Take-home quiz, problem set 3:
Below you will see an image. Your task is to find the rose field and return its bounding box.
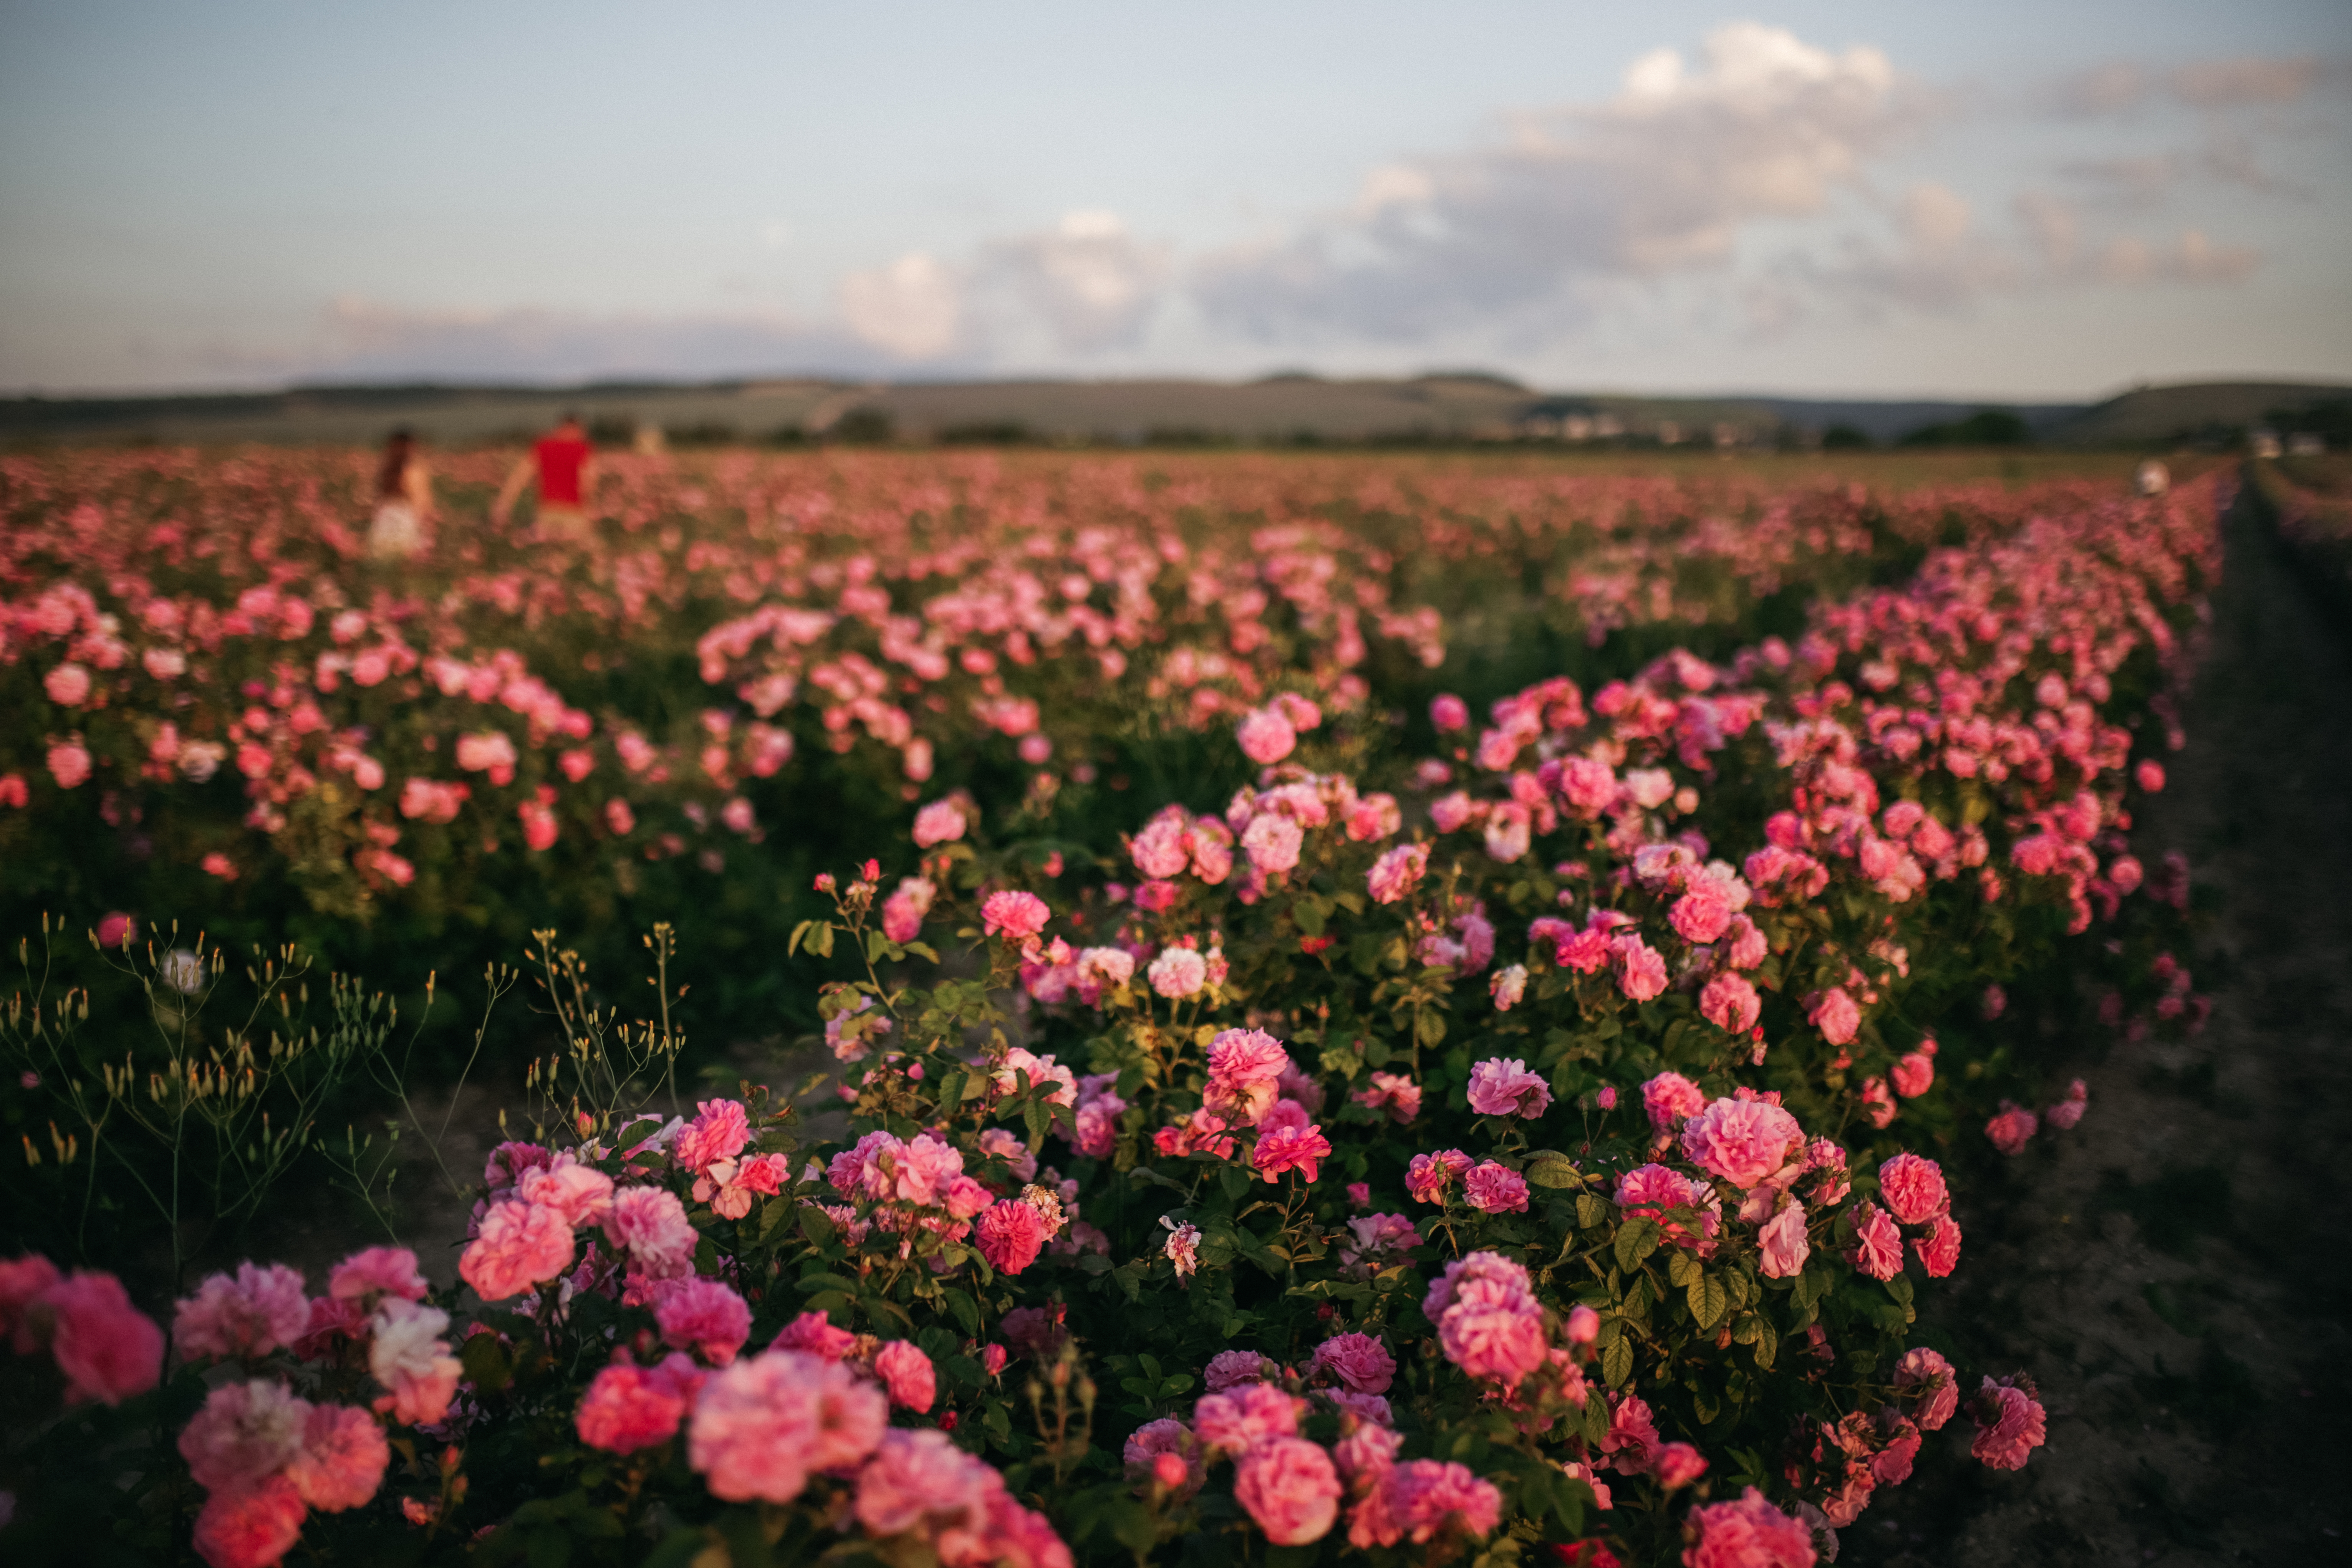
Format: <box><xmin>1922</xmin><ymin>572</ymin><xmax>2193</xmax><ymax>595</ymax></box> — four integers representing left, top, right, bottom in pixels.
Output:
<box><xmin>3</xmin><ymin>443</ymin><xmax>2336</xmax><ymax>1568</ymax></box>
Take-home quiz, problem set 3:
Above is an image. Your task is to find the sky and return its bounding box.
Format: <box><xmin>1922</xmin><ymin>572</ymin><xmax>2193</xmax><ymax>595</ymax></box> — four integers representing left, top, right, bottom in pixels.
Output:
<box><xmin>1</xmin><ymin>0</ymin><xmax>2347</xmax><ymax>399</ymax></box>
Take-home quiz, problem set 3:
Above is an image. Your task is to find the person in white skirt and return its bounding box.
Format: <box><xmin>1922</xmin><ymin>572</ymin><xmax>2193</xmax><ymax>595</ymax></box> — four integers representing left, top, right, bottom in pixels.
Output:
<box><xmin>367</xmin><ymin>428</ymin><xmax>435</xmax><ymax>558</ymax></box>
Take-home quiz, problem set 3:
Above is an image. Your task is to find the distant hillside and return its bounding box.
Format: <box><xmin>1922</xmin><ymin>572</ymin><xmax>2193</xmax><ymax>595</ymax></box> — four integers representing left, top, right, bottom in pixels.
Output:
<box><xmin>0</xmin><ymin>374</ymin><xmax>2335</xmax><ymax>450</ymax></box>
<box><xmin>2041</xmin><ymin>381</ymin><xmax>2352</xmax><ymax>446</ymax></box>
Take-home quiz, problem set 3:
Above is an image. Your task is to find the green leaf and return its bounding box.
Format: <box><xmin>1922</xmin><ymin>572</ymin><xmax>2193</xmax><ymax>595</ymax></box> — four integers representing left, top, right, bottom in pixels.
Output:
<box><xmin>460</xmin><ymin>1331</ymin><xmax>513</xmax><ymax>1392</ymax></box>
<box><xmin>1415</xmin><ymin>1008</ymin><xmax>1447</xmax><ymax>1047</ymax></box>
<box><xmin>865</xmin><ymin>929</ymin><xmax>891</xmax><ymax>964</ymax></box>
<box><xmin>1752</xmin><ymin>1318</ymin><xmax>1778</xmax><ymax>1371</ymax></box>
<box><xmin>933</xmin><ymin>1066</ymin><xmax>966</xmax><ymax>1118</ymax></box>
<box><xmin>1687</xmin><ymin>1272</ymin><xmax>1728</xmax><ymax>1332</ymax></box>
<box><xmin>1023</xmin><ymin>1098</ymin><xmax>1048</xmax><ymax>1153</ymax></box>
<box><xmin>1294</xmin><ymin>898</ymin><xmax>1327</xmax><ymax>938</ymax></box>
<box><xmin>1600</xmin><ymin>1333</ymin><xmax>1633</xmax><ymax>1388</ymax></box>
<box><xmin>1576</xmin><ymin>1194</ymin><xmax>1609</xmax><ymax>1230</ymax></box>
<box><xmin>1523</xmin><ymin>1149</ymin><xmax>1582</xmax><ymax>1189</ymax></box>
<box><xmin>796</xmin><ymin>1206</ymin><xmax>838</xmax><ymax>1248</ymax></box>
<box><xmin>1666</xmin><ymin>1250</ymin><xmax>1700</xmax><ymax>1288</ymax></box>
<box><xmin>1614</xmin><ymin>1218</ymin><xmax>1660</xmax><ymax>1273</ymax></box>
<box><xmin>942</xmin><ymin>1287</ymin><xmax>981</xmax><ymax>1336</ymax></box>
<box><xmin>787</xmin><ymin>919</ymin><xmax>815</xmax><ymax>957</ymax></box>
<box><xmin>806</xmin><ymin>921</ymin><xmax>835</xmax><ymax>959</ymax></box>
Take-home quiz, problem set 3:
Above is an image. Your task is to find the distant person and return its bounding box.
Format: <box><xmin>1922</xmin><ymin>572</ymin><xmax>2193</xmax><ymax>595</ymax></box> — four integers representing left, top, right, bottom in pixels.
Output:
<box><xmin>366</xmin><ymin>427</ymin><xmax>434</xmax><ymax>559</ymax></box>
<box><xmin>492</xmin><ymin>412</ymin><xmax>598</xmax><ymax>537</ymax></box>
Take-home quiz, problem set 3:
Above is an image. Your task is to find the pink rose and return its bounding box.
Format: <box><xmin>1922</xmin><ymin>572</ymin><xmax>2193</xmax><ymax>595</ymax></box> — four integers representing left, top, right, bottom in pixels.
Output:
<box><xmin>175</xmin><ymin>1262</ymin><xmax>311</xmax><ymax>1361</ymax></box>
<box><xmin>1681</xmin><ymin>1486</ymin><xmax>1816</xmax><ymax>1568</ymax></box>
<box><xmin>655</xmin><ymin>1278</ymin><xmax>752</xmax><ymax>1366</ymax></box>
<box><xmin>1641</xmin><ymin>1071</ymin><xmax>1707</xmax><ymax>1130</ymax></box>
<box><xmin>1232</xmin><ymin>1437</ymin><xmax>1340</xmax><ymax>1545</ymax></box>
<box><xmin>1809</xmin><ymin>987</ymin><xmax>1861</xmax><ymax>1045</ymax></box>
<box><xmin>1984</xmin><ymin>1101</ymin><xmax>2038</xmax><ymax>1155</ymax></box>
<box><xmin>688</xmin><ymin>1349</ymin><xmax>888</xmax><ymax>1503</ymax></box>
<box><xmin>460</xmin><ymin>1200</ymin><xmax>576</xmax><ymax>1301</ymax></box>
<box><xmin>1430</xmin><ymin>694</ymin><xmax>1470</xmax><ymax>732</ymax></box>
<box><xmin>1193</xmin><ymin>1380</ymin><xmax>1302</xmax><ymax>1452</ymax></box>
<box><xmin>975</xmin><ymin>1199</ymin><xmax>1050</xmax><ymax>1276</ymax></box>
<box><xmin>1651</xmin><ymin>1442</ymin><xmax>1708</xmax><ymax>1490</ymax></box>
<box><xmin>1462</xmin><ymin>1162</ymin><xmax>1530</xmax><ymax>1214</ymax></box>
<box><xmin>1680</xmin><ymin>1097</ymin><xmax>1803</xmax><ymax>1190</ymax></box>
<box><xmin>192</xmin><ymin>1475</ymin><xmax>306</xmax><ymax>1568</ymax></box>
<box><xmin>1311</xmin><ymin>1332</ymin><xmax>1395</xmax><ymax>1394</ymax></box>
<box><xmin>1423</xmin><ymin>1252</ymin><xmax>1547</xmax><ymax>1385</ymax></box>
<box><xmin>286</xmin><ymin>1401</ymin><xmax>390</xmax><ymax>1512</ymax></box>
<box><xmin>1236</xmin><ymin>707</ymin><xmax>1298</xmax><ymax>765</ymax></box>
<box><xmin>911</xmin><ymin>799</ymin><xmax>966</xmax><ymax>846</ymax></box>
<box><xmin>1757</xmin><ymin>1201</ymin><xmax>1809</xmax><ymax>1279</ymax></box>
<box><xmin>1465</xmin><ymin>1057</ymin><xmax>1553</xmax><ymax>1119</ymax></box>
<box><xmin>1670</xmin><ymin>886</ymin><xmax>1732</xmax><ymax>945</ymax></box>
<box><xmin>1405</xmin><ymin>1148</ymin><xmax>1472</xmax><ymax>1204</ymax></box>
<box><xmin>1913</xmin><ymin>1214</ymin><xmax>1962</xmax><ymax>1277</ymax></box>
<box><xmin>674</xmin><ymin>1099</ymin><xmax>752</xmax><ymax>1174</ymax></box>
<box><xmin>1890</xmin><ymin>1048</ymin><xmax>1935</xmax><ymax>1098</ymax></box>
<box><xmin>1851</xmin><ymin>1203</ymin><xmax>1904</xmax><ymax>1281</ymax></box>
<box><xmin>1366</xmin><ymin>841</ymin><xmax>1429</xmax><ymax>904</ymax></box>
<box><xmin>1613</xmin><ymin>935</ymin><xmax>1668</xmax><ymax>1002</ymax></box>
<box><xmin>576</xmin><ymin>1357</ymin><xmax>696</xmax><ymax>1453</ymax></box>
<box><xmin>981</xmin><ymin>890</ymin><xmax>1050</xmax><ymax>941</ymax></box>
<box><xmin>1699</xmin><ymin>973</ymin><xmax>1761</xmax><ymax>1034</ymax></box>
<box><xmin>1875</xmin><ymin>1152</ymin><xmax>1949</xmax><ymax>1225</ymax></box>
<box><xmin>1241</xmin><ymin>811</ymin><xmax>1304</xmax><ymax>874</ymax></box>
<box><xmin>1895</xmin><ymin>1346</ymin><xmax>1959</xmax><ymax>1431</ymax></box>
<box><xmin>38</xmin><ymin>1268</ymin><xmax>164</xmax><ymax>1405</ymax></box>
<box><xmin>1385</xmin><ymin>1459</ymin><xmax>1502</xmax><ymax>1544</ymax></box>
<box><xmin>873</xmin><ymin>1340</ymin><xmax>936</xmax><ymax>1412</ymax></box>
<box><xmin>1968</xmin><ymin>1376</ymin><xmax>2047</xmax><ymax>1472</ymax></box>
<box><xmin>1252</xmin><ymin>1122</ymin><xmax>1333</xmax><ymax>1184</ymax></box>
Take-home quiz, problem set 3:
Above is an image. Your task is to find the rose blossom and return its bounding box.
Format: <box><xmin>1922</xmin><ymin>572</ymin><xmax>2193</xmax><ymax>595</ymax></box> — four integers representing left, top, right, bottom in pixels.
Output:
<box><xmin>1205</xmin><ymin>1028</ymin><xmax>1291</xmax><ymax>1125</ymax></box>
<box><xmin>1147</xmin><ymin>946</ymin><xmax>1209</xmax><ymax>997</ymax></box>
<box><xmin>1890</xmin><ymin>1048</ymin><xmax>1936</xmax><ymax>1098</ymax></box>
<box><xmin>1613</xmin><ymin>935</ymin><xmax>1668</xmax><ymax>1001</ymax></box>
<box><xmin>1161</xmin><ymin>1217</ymin><xmax>1202</xmax><ymax>1278</ymax></box>
<box><xmin>655</xmin><ymin>1278</ymin><xmax>752</xmax><ymax>1365</ymax></box>
<box><xmin>1651</xmin><ymin>1442</ymin><xmax>1708</xmax><ymax>1490</ymax></box>
<box><xmin>1252</xmin><ymin>1121</ymin><xmax>1333</xmax><ymax>1184</ymax></box>
<box><xmin>1385</xmin><ymin>1460</ymin><xmax>1502</xmax><ymax>1544</ymax></box>
<box><xmin>1405</xmin><ymin>1148</ymin><xmax>1472</xmax><ymax>1204</ymax></box>
<box><xmin>1683</xmin><ymin>1486</ymin><xmax>1817</xmax><ymax>1568</ymax></box>
<box><xmin>36</xmin><ymin>1268</ymin><xmax>164</xmax><ymax>1405</ymax></box>
<box><xmin>1236</xmin><ymin>706</ymin><xmax>1298</xmax><ymax>764</ymax></box>
<box><xmin>1757</xmin><ymin>1201</ymin><xmax>1810</xmax><ymax>1279</ymax></box>
<box><xmin>1894</xmin><ymin>1347</ymin><xmax>1959</xmax><ymax>1431</ymax></box>
<box><xmin>1423</xmin><ymin>1252</ymin><xmax>1547</xmax><ymax>1385</ymax></box>
<box><xmin>459</xmin><ymin>1200</ymin><xmax>575</xmax><ymax>1301</ymax></box>
<box><xmin>1599</xmin><ymin>1393</ymin><xmax>1658</xmax><ymax>1473</ymax></box>
<box><xmin>576</xmin><ymin>1356</ymin><xmax>696</xmax><ymax>1453</ymax></box>
<box><xmin>284</xmin><ymin>1401</ymin><xmax>388</xmax><ymax>1513</ymax></box>
<box><xmin>1309</xmin><ymin>1332</ymin><xmax>1396</xmax><ymax>1394</ymax></box>
<box><xmin>1641</xmin><ymin>1071</ymin><xmax>1706</xmax><ymax>1130</ymax></box>
<box><xmin>976</xmin><ymin>1199</ymin><xmax>1050</xmax><ymax>1276</ymax></box>
<box><xmin>1366</xmin><ymin>842</ymin><xmax>1429</xmax><ymax>904</ymax></box>
<box><xmin>981</xmin><ymin>890</ymin><xmax>1050</xmax><ymax>941</ymax></box>
<box><xmin>192</xmin><ymin>1475</ymin><xmax>305</xmax><ymax>1568</ymax></box>
<box><xmin>1203</xmin><ymin>1349</ymin><xmax>1279</xmax><ymax>1392</ymax></box>
<box><xmin>1232</xmin><ymin>1437</ymin><xmax>1341</xmax><ymax>1545</ymax></box>
<box><xmin>328</xmin><ymin>1247</ymin><xmax>427</xmax><ymax>1305</ymax></box>
<box><xmin>873</xmin><ymin>1340</ymin><xmax>936</xmax><ymax>1412</ymax></box>
<box><xmin>178</xmin><ymin>1378</ymin><xmax>309</xmax><ymax>1493</ymax></box>
<box><xmin>1462</xmin><ymin>1162</ymin><xmax>1530</xmax><ymax>1214</ymax></box>
<box><xmin>674</xmin><ymin>1099</ymin><xmax>752</xmax><ymax>1173</ymax></box>
<box><xmin>1680</xmin><ymin>1097</ymin><xmax>1803</xmax><ymax>1189</ymax></box>
<box><xmin>1809</xmin><ymin>987</ymin><xmax>1861</xmax><ymax>1045</ymax></box>
<box><xmin>1352</xmin><ymin>1071</ymin><xmax>1421</xmax><ymax>1123</ymax></box>
<box><xmin>1699</xmin><ymin>973</ymin><xmax>1762</xmax><ymax>1034</ymax></box>
<box><xmin>1984</xmin><ymin>1101</ymin><xmax>2039</xmax><ymax>1155</ymax></box>
<box><xmin>911</xmin><ymin>799</ymin><xmax>966</xmax><ymax>846</ymax></box>
<box><xmin>1876</xmin><ymin>1152</ymin><xmax>1949</xmax><ymax>1225</ymax></box>
<box><xmin>688</xmin><ymin>1349</ymin><xmax>887</xmax><ymax>1503</ymax></box>
<box><xmin>1851</xmin><ymin>1203</ymin><xmax>1904</xmax><ymax>1281</ymax></box>
<box><xmin>855</xmin><ymin>1427</ymin><xmax>995</xmax><ymax>1538</ymax></box>
<box><xmin>1913</xmin><ymin>1214</ymin><xmax>1963</xmax><ymax>1277</ymax></box>
<box><xmin>369</xmin><ymin>1298</ymin><xmax>459</xmax><ymax>1426</ymax></box>
<box><xmin>1242</xmin><ymin>812</ymin><xmax>1304</xmax><ymax>874</ymax></box>
<box><xmin>176</xmin><ymin>1262</ymin><xmax>311</xmax><ymax>1360</ymax></box>
<box><xmin>1466</xmin><ymin>1057</ymin><xmax>1553</xmax><ymax>1119</ymax></box>
<box><xmin>1193</xmin><ymin>1381</ymin><xmax>1302</xmax><ymax>1452</ymax></box>
<box><xmin>1969</xmin><ymin>1376</ymin><xmax>2047</xmax><ymax>1471</ymax></box>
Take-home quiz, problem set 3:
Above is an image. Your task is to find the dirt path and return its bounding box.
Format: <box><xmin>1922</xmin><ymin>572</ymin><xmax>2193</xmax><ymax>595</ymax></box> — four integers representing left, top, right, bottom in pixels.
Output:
<box><xmin>1849</xmin><ymin>482</ymin><xmax>2352</xmax><ymax>1565</ymax></box>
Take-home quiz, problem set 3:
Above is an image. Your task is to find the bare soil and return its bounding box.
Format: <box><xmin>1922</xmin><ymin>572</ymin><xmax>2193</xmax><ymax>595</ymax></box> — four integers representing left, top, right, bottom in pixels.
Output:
<box><xmin>1846</xmin><ymin>487</ymin><xmax>2352</xmax><ymax>1565</ymax></box>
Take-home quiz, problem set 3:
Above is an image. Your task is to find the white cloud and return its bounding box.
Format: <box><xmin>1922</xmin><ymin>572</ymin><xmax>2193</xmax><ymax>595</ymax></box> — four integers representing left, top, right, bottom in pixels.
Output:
<box><xmin>977</xmin><ymin>210</ymin><xmax>1170</xmax><ymax>352</ymax></box>
<box><xmin>1193</xmin><ymin>22</ymin><xmax>1925</xmax><ymax>343</ymax></box>
<box><xmin>838</xmin><ymin>252</ymin><xmax>965</xmax><ymax>359</ymax></box>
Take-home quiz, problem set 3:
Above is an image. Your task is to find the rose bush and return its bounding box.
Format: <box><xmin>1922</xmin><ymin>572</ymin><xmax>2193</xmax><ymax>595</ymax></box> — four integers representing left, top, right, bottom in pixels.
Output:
<box><xmin>0</xmin><ymin>458</ymin><xmax>2224</xmax><ymax>1564</ymax></box>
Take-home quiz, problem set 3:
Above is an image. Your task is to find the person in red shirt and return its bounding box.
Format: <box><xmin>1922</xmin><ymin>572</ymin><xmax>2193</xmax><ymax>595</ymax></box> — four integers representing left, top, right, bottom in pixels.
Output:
<box><xmin>492</xmin><ymin>412</ymin><xmax>599</xmax><ymax>537</ymax></box>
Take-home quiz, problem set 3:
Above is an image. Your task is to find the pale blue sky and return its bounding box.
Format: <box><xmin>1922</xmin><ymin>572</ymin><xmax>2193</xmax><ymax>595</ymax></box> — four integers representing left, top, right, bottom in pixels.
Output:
<box><xmin>2</xmin><ymin>1</ymin><xmax>2346</xmax><ymax>397</ymax></box>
